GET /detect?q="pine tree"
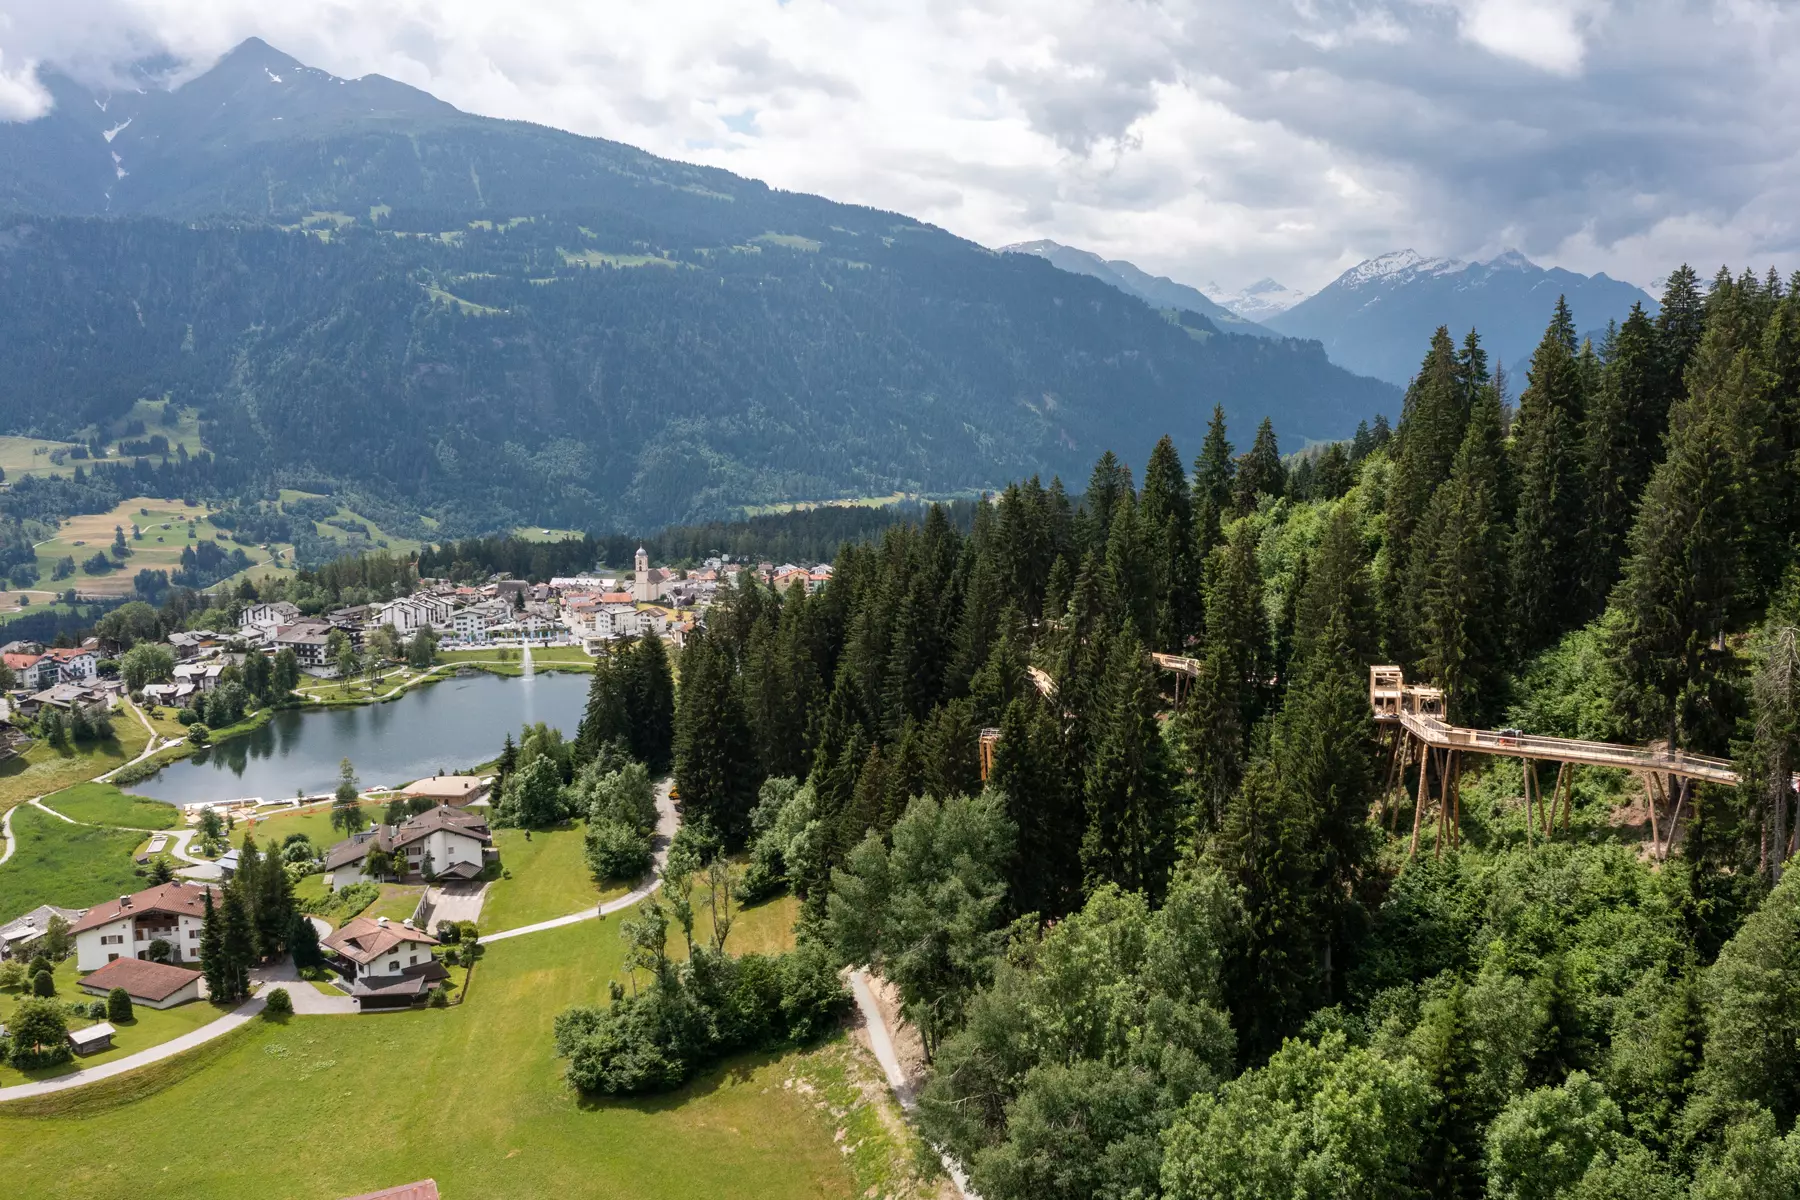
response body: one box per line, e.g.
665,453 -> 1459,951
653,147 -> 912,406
1080,452 -> 1133,558
1292,505 -> 1377,669
1234,418 -> 1285,514
574,646 -> 631,764
988,695 -> 1082,919
672,627 -> 759,845
1193,405 -> 1235,524
1080,624 -> 1176,897
1656,264 -> 1705,391
199,887 -> 225,1000
1509,297 -> 1589,652
1579,307 -> 1664,611
1383,327 -> 1467,663
1139,434 -> 1200,651
219,885 -> 255,1003
1178,525 -> 1266,830
255,837 -> 294,958
1417,381 -> 1510,723
625,634 -> 675,773
1607,367 -> 1748,753
1417,980 -> 1485,1200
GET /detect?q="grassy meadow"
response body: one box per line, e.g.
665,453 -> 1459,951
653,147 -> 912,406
0,804 -> 149,917
0,894 -> 880,1200
483,820 -> 628,932
0,729 -> 148,814
40,783 -> 181,831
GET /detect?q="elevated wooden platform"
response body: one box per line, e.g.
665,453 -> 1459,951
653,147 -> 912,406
1370,665 -> 1742,862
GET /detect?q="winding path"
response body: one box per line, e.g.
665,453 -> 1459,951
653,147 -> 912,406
850,970 -> 979,1199
0,805 -> 15,868
0,780 -> 681,1103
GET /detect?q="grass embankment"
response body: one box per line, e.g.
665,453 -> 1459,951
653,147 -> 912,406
39,783 -> 181,831
0,959 -> 227,1088
0,895 -> 887,1200
0,731 -> 148,813
0,805 -> 146,916
240,801 -> 385,852
482,820 -> 627,931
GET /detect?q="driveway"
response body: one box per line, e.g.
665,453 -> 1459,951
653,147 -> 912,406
251,958 -> 358,1015
422,881 -> 488,927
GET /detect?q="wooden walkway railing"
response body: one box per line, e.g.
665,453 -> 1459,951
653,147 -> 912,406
1390,711 -> 1740,786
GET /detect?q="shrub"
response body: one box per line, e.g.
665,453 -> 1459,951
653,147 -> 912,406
556,941 -> 850,1096
262,987 -> 293,1017
584,818 -> 653,881
145,938 -> 173,963
429,983 -> 451,1008
106,986 -> 134,1022
458,921 -> 480,944
175,706 -> 199,726
8,998 -> 72,1069
87,1000 -> 108,1020
31,967 -> 55,997
436,920 -> 461,944
0,960 -> 25,990
187,722 -> 210,745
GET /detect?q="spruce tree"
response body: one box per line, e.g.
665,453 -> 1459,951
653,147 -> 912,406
219,885 -> 255,1002
1139,434 -> 1200,651
1292,505 -> 1377,669
1579,306 -> 1665,611
253,837 -> 294,958
1179,525 -> 1267,830
1417,980 -> 1485,1200
1509,297 -> 1589,652
1234,418 -> 1284,514
1383,327 -> 1467,663
574,646 -> 630,765
1656,264 -> 1705,391
626,634 -> 675,773
672,627 -> 759,845
1080,624 -> 1176,898
1418,380 -> 1510,723
199,887 -> 225,1000
988,694 -> 1082,919
1080,452 -> 1133,558
1193,405 -> 1235,527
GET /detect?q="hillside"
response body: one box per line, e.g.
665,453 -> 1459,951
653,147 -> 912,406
1267,249 -> 1657,386
1001,240 -> 1279,339
0,39 -> 1398,531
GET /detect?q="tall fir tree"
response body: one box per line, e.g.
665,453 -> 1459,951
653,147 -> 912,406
988,694 -> 1083,920
1656,264 -> 1706,393
1417,380 -> 1511,724
672,626 -> 760,844
1416,980 -> 1485,1200
1233,417 -> 1285,514
1177,525 -> 1267,831
1080,624 -> 1177,898
199,887 -> 225,1000
1383,327 -> 1468,664
1579,305 -> 1666,612
1139,434 -> 1201,651
1509,296 -> 1589,652
218,885 -> 255,1003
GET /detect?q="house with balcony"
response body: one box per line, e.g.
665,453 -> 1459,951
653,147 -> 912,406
322,805 -> 493,888
321,915 -> 448,1011
68,881 -> 217,970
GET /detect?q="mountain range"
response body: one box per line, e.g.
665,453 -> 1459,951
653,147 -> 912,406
1000,241 -> 1279,339
1263,249 -> 1659,386
0,38 -> 1397,532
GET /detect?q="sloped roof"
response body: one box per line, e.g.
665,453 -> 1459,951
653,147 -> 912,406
323,916 -> 438,965
79,956 -> 202,1002
70,882 -> 218,934
343,1181 -> 440,1200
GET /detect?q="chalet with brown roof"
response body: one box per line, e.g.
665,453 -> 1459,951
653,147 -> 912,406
70,881 -> 219,971
322,915 -> 449,1010
79,956 -> 204,1009
323,805 -> 493,888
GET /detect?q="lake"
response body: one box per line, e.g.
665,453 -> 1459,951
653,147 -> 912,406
128,670 -> 590,806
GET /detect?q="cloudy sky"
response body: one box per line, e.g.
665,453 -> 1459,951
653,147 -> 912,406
1,0 -> 1797,294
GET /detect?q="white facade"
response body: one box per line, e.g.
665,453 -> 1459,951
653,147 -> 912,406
74,910 -> 206,972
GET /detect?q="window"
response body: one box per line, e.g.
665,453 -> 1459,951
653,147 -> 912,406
410,955 -> 418,965
189,928 -> 200,939
108,953 -> 119,962
101,934 -> 124,946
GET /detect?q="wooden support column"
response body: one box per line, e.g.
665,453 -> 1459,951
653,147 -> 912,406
1435,749 -> 1449,860
1663,777 -> 1691,862
1560,764 -> 1576,830
1644,772 -> 1662,855
1450,751 -> 1463,850
1522,758 -> 1536,847
1546,762 -> 1570,839
1409,742 -> 1431,860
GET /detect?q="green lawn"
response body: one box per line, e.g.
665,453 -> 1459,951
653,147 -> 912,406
0,959 -> 226,1087
0,804 -> 147,918
238,801 -> 384,853
482,820 -> 628,932
0,895 -> 877,1200
39,783 -> 182,831
0,730 -> 150,813
363,884 -> 427,926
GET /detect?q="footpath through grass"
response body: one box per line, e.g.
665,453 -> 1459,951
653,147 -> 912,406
0,896 -> 862,1200
0,804 -> 146,916
0,730 -> 149,813
482,820 -> 628,931
40,783 -> 182,831
0,959 -> 226,1088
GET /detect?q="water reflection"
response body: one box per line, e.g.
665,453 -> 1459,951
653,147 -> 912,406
129,670 -> 588,806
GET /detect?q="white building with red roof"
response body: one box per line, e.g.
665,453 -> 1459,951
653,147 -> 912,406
69,880 -> 219,971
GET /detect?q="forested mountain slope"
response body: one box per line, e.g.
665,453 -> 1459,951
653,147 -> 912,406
0,40 -> 1397,530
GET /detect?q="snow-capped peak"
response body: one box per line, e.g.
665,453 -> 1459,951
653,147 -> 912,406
1484,248 -> 1537,271
1338,249 -> 1468,289
1204,277 -> 1310,320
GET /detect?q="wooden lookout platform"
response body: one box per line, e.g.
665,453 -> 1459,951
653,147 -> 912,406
1371,666 -> 1741,860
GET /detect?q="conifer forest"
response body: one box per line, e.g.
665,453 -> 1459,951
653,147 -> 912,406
586,265 -> 1800,1199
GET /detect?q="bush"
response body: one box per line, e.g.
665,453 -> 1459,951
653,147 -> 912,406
262,987 -> 293,1017
429,983 -> 451,1008
436,920 -> 461,944
87,1000 -> 108,1020
0,959 -> 25,990
458,921 -> 480,944
106,986 -> 134,1022
555,941 -> 850,1096
175,706 -> 199,726
145,938 -> 173,963
31,967 -> 55,997
7,997 -> 72,1069
186,722 -> 210,745
584,818 -> 653,881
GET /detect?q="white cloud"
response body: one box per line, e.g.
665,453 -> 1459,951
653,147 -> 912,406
0,0 -> 1797,293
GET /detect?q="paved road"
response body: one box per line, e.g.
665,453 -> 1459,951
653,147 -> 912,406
251,959 -> 358,1015
0,996 -> 266,1103
483,779 -> 677,943
421,881 -> 488,928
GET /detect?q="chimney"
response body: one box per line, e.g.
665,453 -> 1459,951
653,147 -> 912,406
377,916 -> 389,927
402,918 -> 413,929
119,895 -> 131,908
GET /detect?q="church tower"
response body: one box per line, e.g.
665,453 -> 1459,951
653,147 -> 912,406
634,546 -> 651,603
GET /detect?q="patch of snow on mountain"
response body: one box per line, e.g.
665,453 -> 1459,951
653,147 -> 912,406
1205,277 -> 1310,320
266,67 -> 283,83
102,119 -> 132,143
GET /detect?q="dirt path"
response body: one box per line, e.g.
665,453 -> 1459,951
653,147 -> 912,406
850,970 -> 978,1199
0,805 -> 14,868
